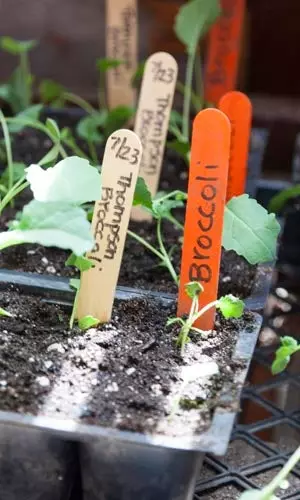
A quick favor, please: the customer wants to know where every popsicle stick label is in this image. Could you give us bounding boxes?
[177,109,231,331]
[106,0,137,108]
[77,130,142,322]
[219,91,252,201]
[131,52,178,221]
[204,0,245,105]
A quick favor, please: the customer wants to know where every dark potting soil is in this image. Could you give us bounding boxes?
[0,290,255,438]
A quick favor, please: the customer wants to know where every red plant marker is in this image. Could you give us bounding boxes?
[219,91,252,201]
[177,109,231,331]
[204,0,245,105]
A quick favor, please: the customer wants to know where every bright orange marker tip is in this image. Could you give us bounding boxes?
[204,0,245,105]
[219,91,252,201]
[177,109,231,331]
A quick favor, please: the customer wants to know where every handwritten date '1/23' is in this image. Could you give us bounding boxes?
[189,164,218,285]
[110,136,140,164]
[151,60,176,84]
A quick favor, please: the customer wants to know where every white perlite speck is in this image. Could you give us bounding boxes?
[36,376,50,388]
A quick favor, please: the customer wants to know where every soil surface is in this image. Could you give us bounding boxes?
[0,290,256,437]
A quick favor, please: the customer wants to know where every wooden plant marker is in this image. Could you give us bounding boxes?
[219,91,252,201]
[131,52,178,221]
[105,0,137,108]
[177,109,231,331]
[77,129,142,322]
[204,0,245,105]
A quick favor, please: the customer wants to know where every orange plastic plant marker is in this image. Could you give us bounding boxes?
[177,109,231,331]
[204,0,245,105]
[219,91,252,201]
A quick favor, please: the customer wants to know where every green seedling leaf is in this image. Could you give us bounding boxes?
[223,195,281,265]
[166,317,185,327]
[66,253,95,272]
[167,139,190,162]
[104,106,134,138]
[174,0,221,53]
[271,339,300,375]
[0,37,37,55]
[0,200,94,256]
[131,61,146,87]
[0,84,10,102]
[96,58,124,72]
[169,110,184,127]
[133,177,153,210]
[0,307,13,317]
[26,156,101,204]
[8,104,43,133]
[77,112,107,143]
[39,79,65,105]
[185,281,204,299]
[78,315,100,330]
[268,185,300,214]
[46,118,61,139]
[1,162,25,186]
[217,295,245,319]
[152,195,184,220]
[70,278,80,291]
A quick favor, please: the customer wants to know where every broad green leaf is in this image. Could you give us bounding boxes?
[174,0,221,53]
[96,58,124,72]
[0,307,12,317]
[26,156,101,204]
[0,200,94,255]
[133,177,153,210]
[0,37,37,55]
[78,315,100,330]
[46,118,61,139]
[223,195,281,265]
[8,105,43,133]
[39,79,65,104]
[77,113,106,143]
[185,281,203,299]
[268,185,300,214]
[66,253,95,272]
[104,106,134,138]
[217,295,245,319]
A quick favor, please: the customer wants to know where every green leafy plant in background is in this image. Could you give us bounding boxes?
[0,37,37,113]
[271,336,300,375]
[167,281,244,355]
[268,184,300,214]
[171,0,221,155]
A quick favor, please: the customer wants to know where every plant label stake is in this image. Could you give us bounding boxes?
[177,109,231,331]
[219,91,252,201]
[77,129,142,322]
[131,52,178,221]
[204,0,245,105]
[106,0,137,108]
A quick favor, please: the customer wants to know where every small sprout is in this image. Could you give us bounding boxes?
[185,281,204,299]
[167,281,245,355]
[78,315,100,331]
[217,295,244,319]
[0,307,12,317]
[271,336,300,375]
[66,254,95,272]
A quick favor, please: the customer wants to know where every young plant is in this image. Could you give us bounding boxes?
[168,281,245,355]
[268,184,300,215]
[172,0,221,149]
[0,37,37,113]
[271,336,300,375]
[134,186,281,285]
